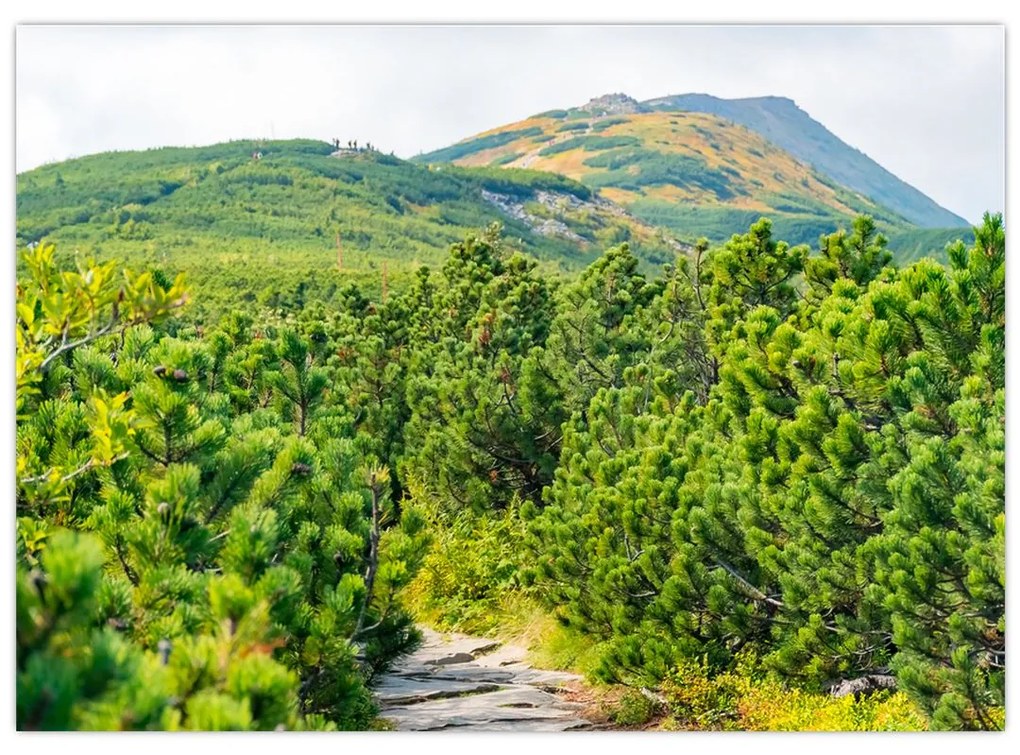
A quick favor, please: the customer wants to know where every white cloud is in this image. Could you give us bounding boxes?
[16,24,1004,223]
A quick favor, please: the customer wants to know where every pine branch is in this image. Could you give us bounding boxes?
[712,556,784,609]
[19,453,129,486]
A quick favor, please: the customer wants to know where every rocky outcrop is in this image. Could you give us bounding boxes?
[580,93,645,116]
[827,674,897,699]
[480,187,694,257]
[480,189,587,244]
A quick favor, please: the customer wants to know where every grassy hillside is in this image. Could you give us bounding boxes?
[416,94,973,250]
[16,139,681,320]
[645,93,968,228]
[16,133,975,325]
[415,105,907,247]
[884,225,976,263]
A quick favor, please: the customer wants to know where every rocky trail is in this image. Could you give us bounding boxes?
[374,628,595,732]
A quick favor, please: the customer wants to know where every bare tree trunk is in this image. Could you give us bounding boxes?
[354,472,383,639]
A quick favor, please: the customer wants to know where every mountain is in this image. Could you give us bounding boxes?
[643,93,968,228]
[15,139,683,318]
[17,116,976,324]
[415,93,970,248]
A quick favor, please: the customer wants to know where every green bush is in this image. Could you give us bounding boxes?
[531,109,568,119]
[538,135,641,157]
[660,655,929,731]
[582,147,734,198]
[16,246,428,730]
[402,491,529,634]
[591,117,629,132]
[524,216,1003,730]
[609,690,660,727]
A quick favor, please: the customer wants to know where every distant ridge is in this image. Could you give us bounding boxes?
[643,93,967,228]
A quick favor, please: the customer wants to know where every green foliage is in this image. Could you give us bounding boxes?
[490,152,523,166]
[400,227,565,509]
[660,654,928,731]
[704,216,807,347]
[542,242,675,414]
[863,214,1005,730]
[16,250,428,730]
[441,165,593,202]
[582,148,735,199]
[532,109,569,119]
[402,486,529,634]
[609,689,659,727]
[591,117,629,132]
[556,121,590,132]
[627,200,855,249]
[884,226,977,264]
[414,127,544,163]
[522,213,1004,729]
[16,242,187,407]
[805,214,892,299]
[15,206,1001,732]
[16,139,675,326]
[539,135,641,157]
[18,529,175,731]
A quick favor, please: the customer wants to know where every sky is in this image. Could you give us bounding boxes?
[16,25,1004,224]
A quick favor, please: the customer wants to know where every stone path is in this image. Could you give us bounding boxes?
[375,628,593,731]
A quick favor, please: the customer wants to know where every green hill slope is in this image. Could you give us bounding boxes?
[17,132,975,324]
[16,139,682,319]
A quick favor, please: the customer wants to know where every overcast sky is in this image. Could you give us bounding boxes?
[16,25,1004,224]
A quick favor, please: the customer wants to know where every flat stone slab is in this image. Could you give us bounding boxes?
[382,686,586,731]
[508,667,583,688]
[386,629,502,675]
[420,665,518,684]
[374,627,595,732]
[374,676,502,705]
[470,643,529,668]
[428,651,477,666]
[443,718,591,732]
[397,717,592,732]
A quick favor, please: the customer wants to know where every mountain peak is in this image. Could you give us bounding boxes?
[639,92,965,227]
[580,93,643,115]
[745,94,797,107]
